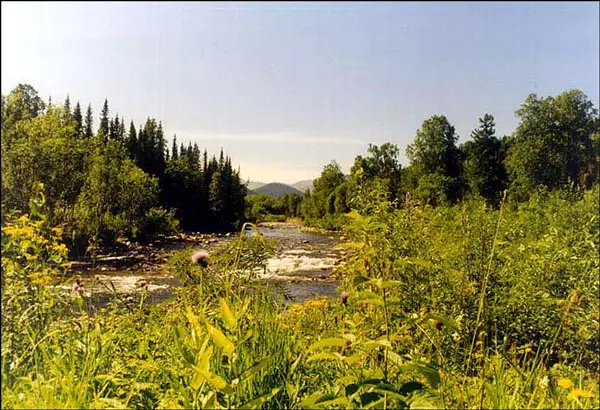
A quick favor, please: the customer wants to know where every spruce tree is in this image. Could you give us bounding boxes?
[99,98,109,140]
[109,117,117,141]
[118,117,126,142]
[73,102,83,137]
[126,121,137,160]
[63,94,71,119]
[156,121,166,176]
[84,104,93,138]
[172,135,178,160]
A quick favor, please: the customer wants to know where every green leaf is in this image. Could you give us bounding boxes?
[360,391,382,406]
[238,356,272,383]
[398,381,425,396]
[353,275,370,286]
[363,338,392,351]
[196,368,231,394]
[300,392,334,409]
[308,352,345,362]
[206,322,235,356]
[387,350,404,367]
[309,337,347,352]
[219,298,237,330]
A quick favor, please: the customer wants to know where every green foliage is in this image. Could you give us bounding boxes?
[245,193,302,222]
[406,115,464,204]
[137,207,180,243]
[350,142,403,206]
[506,90,599,200]
[74,138,159,244]
[2,183,599,409]
[301,161,349,229]
[1,184,69,384]
[461,114,508,207]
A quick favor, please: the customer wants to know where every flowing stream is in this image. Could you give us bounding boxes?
[60,223,344,308]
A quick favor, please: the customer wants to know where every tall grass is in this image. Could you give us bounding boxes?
[2,186,598,408]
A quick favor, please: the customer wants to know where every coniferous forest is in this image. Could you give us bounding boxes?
[1,84,246,253]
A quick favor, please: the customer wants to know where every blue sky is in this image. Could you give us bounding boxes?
[2,2,598,183]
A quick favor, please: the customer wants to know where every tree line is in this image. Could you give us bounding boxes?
[1,84,247,252]
[297,89,599,228]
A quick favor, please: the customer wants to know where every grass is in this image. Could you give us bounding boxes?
[2,188,599,409]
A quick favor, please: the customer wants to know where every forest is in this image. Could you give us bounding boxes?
[1,84,599,409]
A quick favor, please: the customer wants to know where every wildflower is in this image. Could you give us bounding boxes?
[557,378,573,389]
[341,291,349,306]
[191,250,210,267]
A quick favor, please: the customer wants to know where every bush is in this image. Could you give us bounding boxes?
[136,207,180,243]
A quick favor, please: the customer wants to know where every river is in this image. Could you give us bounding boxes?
[60,223,344,309]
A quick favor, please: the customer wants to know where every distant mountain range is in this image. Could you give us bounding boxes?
[246,179,314,197]
[246,181,267,191]
[291,179,314,193]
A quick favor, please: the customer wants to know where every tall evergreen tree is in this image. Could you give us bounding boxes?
[109,117,117,141]
[192,143,200,169]
[126,121,137,160]
[84,104,93,139]
[171,135,178,160]
[73,102,83,137]
[156,121,166,176]
[118,117,126,142]
[461,114,507,206]
[63,95,71,119]
[99,98,109,140]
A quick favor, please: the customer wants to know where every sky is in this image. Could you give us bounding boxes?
[2,2,599,184]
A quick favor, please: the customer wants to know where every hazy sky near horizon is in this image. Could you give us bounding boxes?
[2,2,599,183]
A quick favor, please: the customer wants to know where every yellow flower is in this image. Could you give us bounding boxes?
[557,378,573,389]
[567,388,595,400]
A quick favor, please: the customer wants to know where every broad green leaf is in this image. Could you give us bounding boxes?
[363,338,392,351]
[195,368,231,394]
[345,354,363,365]
[309,337,347,351]
[191,345,213,390]
[206,322,235,356]
[387,350,404,367]
[219,298,237,330]
[185,306,203,346]
[300,392,334,409]
[398,381,425,396]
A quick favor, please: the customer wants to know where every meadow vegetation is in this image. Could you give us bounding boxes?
[1,85,599,408]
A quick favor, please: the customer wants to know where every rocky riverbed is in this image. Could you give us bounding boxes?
[59,223,345,308]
